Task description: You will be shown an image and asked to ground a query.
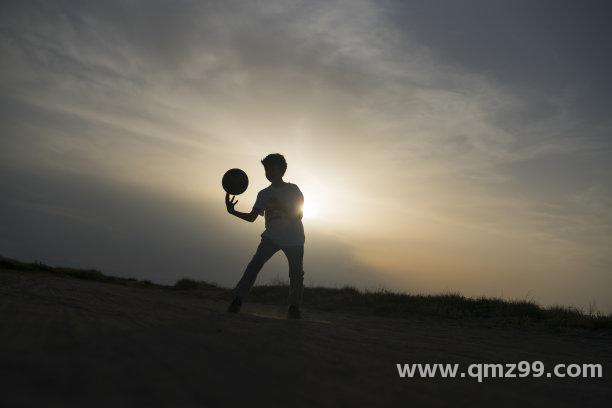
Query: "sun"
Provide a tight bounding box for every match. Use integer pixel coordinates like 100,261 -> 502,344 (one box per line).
301,199 -> 320,219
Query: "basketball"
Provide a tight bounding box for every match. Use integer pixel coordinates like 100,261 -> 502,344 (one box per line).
222,168 -> 249,195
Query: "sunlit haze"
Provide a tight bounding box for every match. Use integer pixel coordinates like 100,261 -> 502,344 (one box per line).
1,1 -> 611,312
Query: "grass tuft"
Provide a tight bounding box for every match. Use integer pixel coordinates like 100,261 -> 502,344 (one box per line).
173,278 -> 199,290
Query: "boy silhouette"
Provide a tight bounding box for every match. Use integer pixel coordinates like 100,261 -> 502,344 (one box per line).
225,153 -> 305,319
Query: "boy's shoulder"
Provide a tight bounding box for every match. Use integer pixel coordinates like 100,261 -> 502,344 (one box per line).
258,182 -> 300,194
285,182 -> 301,190
285,182 -> 302,195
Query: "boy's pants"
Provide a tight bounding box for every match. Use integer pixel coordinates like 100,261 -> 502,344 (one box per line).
233,237 -> 304,306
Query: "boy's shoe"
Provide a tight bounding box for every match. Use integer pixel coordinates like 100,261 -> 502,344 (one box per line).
287,305 -> 302,319
227,297 -> 242,313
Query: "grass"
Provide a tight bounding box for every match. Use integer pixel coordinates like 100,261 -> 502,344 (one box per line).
0,255 -> 158,288
173,278 -> 219,291
2,255 -> 610,330
246,285 -> 612,330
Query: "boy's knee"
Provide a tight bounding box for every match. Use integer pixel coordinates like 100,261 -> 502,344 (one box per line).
289,268 -> 304,280
247,254 -> 268,271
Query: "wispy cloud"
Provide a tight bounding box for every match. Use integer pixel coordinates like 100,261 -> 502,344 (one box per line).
1,0 -> 611,310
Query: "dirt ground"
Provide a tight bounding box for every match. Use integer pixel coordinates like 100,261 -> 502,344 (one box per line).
1,269 -> 610,407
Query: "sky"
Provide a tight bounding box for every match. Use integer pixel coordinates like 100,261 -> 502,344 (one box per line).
1,0 -> 611,312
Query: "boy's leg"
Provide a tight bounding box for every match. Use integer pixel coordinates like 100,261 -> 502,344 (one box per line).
281,245 -> 304,306
233,238 -> 279,300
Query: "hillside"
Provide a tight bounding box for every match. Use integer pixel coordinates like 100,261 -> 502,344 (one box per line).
0,257 -> 610,407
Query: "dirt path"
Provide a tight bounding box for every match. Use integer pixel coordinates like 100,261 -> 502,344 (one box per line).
1,269 -> 610,407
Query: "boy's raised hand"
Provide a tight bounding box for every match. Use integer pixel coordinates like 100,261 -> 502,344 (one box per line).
225,193 -> 238,213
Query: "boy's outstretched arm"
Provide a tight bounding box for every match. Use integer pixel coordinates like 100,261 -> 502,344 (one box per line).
225,193 -> 259,222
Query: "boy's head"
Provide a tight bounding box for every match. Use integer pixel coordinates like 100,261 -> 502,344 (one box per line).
261,153 -> 287,182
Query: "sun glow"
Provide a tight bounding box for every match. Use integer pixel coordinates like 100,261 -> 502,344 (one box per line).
301,199 -> 320,219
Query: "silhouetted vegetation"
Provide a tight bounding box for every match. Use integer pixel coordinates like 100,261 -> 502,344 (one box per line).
173,278 -> 219,291
2,255 -> 610,330
0,256 -> 159,288
245,284 -> 612,330
173,278 -> 200,290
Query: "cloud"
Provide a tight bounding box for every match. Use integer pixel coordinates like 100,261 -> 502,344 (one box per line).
1,0 -> 611,310
384,0 -> 612,122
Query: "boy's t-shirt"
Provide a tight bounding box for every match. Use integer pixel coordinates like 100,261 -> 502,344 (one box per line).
253,182 -> 305,246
